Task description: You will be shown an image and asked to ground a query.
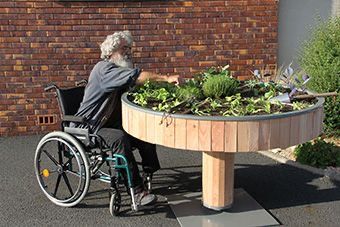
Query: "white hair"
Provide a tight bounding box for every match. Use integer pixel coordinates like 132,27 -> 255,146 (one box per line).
100,31 -> 133,60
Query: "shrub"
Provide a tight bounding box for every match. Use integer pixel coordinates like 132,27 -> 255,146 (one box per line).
294,138 -> 340,169
298,16 -> 340,136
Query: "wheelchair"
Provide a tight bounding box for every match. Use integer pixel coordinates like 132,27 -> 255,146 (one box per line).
34,80 -> 147,216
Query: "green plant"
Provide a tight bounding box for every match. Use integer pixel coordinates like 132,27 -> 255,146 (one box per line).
197,65 -> 238,99
323,96 -> 340,136
294,138 -> 340,169
202,75 -> 239,99
129,67 -> 316,115
299,16 -> 340,136
175,83 -> 203,101
130,80 -> 177,110
291,101 -> 312,111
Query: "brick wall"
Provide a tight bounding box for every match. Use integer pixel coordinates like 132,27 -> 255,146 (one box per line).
0,0 -> 278,136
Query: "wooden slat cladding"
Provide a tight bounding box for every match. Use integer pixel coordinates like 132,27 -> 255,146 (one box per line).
269,118 -> 280,149
202,152 -> 234,209
137,111 -> 146,141
224,122 -> 237,152
163,115 -> 175,148
186,120 -> 199,151
313,108 -> 323,137
237,121 -> 260,152
198,121 -> 212,151
290,115 -> 301,147
146,114 -> 155,143
258,120 -> 271,150
211,121 -> 225,152
279,117 -> 291,149
122,102 -> 324,152
121,103 -> 129,133
174,118 -> 187,149
154,115 -> 164,145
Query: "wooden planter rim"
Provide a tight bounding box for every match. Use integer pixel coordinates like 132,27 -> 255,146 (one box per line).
121,93 -> 324,121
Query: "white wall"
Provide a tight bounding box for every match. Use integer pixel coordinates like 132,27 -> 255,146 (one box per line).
278,0 -> 339,68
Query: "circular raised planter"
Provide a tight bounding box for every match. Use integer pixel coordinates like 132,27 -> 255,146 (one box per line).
121,93 -> 324,210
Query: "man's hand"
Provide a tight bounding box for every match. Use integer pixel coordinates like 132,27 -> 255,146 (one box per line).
166,75 -> 184,85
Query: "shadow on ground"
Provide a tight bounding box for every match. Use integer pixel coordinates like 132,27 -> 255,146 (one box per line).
1,135 -> 340,226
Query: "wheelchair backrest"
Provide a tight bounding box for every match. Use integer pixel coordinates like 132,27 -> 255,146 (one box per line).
53,83 -> 121,148
56,86 -> 85,116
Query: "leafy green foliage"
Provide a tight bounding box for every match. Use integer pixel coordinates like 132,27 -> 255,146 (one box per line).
292,101 -> 312,111
299,17 -> 340,136
184,95 -> 287,117
323,96 -> 340,136
198,65 -> 239,98
130,80 -> 178,112
242,80 -> 286,98
175,81 -> 203,101
202,75 -> 239,98
294,138 -> 340,169
129,66 -> 315,114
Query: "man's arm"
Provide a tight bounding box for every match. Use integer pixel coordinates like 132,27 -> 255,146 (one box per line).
136,71 -> 182,85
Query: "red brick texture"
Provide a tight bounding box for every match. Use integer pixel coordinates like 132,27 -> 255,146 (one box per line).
0,0 -> 278,136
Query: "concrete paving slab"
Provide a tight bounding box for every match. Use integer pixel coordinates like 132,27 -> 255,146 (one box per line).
168,188 -> 279,227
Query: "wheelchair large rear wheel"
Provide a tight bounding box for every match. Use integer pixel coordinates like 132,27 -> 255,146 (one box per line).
34,131 -> 90,207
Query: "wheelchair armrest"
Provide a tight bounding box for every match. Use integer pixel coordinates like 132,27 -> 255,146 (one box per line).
64,127 -> 91,146
62,115 -> 85,123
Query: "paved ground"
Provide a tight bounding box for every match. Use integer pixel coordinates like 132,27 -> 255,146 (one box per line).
1,135 -> 340,226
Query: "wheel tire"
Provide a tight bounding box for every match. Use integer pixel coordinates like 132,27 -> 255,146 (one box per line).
109,191 -> 121,216
34,131 -> 90,207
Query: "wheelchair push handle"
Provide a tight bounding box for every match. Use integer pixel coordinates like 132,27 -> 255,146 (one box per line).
44,79 -> 87,92
44,84 -> 59,92
75,79 -> 88,87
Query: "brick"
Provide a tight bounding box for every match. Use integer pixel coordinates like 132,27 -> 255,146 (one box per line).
0,0 -> 278,136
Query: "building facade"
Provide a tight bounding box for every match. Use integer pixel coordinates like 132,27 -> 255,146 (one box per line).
0,0 -> 279,136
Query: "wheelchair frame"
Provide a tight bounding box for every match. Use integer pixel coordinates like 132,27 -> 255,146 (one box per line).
34,81 -> 139,216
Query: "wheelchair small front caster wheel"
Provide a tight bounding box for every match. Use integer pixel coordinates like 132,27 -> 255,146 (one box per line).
109,192 -> 121,216
131,203 -> 139,212
143,173 -> 153,193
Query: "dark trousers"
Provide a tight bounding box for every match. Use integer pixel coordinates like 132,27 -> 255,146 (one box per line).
97,128 -> 160,190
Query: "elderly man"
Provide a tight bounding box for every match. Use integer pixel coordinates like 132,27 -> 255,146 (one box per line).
75,31 -> 180,206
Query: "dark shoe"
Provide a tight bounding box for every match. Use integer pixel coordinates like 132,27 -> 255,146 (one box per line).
134,191 -> 157,206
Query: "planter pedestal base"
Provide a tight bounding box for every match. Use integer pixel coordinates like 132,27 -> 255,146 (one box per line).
167,188 -> 279,227
202,152 -> 234,210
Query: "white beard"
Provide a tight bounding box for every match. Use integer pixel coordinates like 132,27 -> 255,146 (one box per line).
112,54 -> 133,68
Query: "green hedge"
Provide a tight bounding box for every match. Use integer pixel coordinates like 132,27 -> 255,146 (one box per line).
299,16 -> 340,136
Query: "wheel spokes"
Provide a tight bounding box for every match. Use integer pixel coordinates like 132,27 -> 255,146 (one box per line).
58,150 -> 64,165
62,173 -> 74,196
65,170 -> 81,178
64,157 -> 74,168
53,174 -> 62,197
42,150 -> 59,166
